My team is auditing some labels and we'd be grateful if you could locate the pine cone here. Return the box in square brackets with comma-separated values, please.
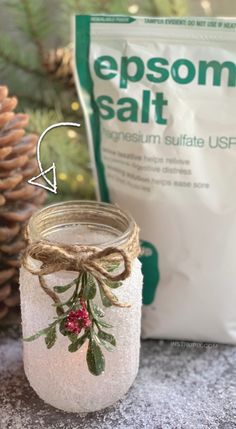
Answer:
[44, 46, 74, 88]
[0, 86, 46, 322]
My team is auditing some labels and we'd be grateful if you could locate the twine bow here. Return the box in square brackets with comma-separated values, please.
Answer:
[22, 240, 134, 309]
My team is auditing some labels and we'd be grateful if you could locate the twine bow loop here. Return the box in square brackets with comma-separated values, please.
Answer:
[23, 240, 132, 282]
[22, 224, 140, 309]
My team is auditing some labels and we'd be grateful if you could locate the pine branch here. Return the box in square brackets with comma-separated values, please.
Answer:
[169, 0, 187, 15]
[142, 0, 159, 16]
[17, 93, 74, 115]
[0, 47, 44, 77]
[153, 0, 187, 16]
[20, 0, 45, 67]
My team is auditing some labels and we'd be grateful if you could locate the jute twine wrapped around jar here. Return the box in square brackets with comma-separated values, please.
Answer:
[22, 223, 140, 309]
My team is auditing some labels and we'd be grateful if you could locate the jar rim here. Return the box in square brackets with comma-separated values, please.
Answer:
[28, 200, 137, 248]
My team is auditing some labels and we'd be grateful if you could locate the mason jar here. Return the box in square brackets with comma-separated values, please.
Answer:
[20, 201, 142, 412]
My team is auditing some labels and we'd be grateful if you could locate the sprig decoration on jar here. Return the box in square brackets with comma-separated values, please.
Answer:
[22, 239, 139, 376]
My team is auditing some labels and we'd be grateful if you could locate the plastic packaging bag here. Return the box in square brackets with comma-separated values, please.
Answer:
[75, 15, 236, 343]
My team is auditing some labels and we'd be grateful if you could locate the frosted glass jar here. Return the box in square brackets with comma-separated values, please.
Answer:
[20, 201, 142, 413]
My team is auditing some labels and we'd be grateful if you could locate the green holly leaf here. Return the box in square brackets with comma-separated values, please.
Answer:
[54, 312, 70, 321]
[97, 320, 113, 329]
[93, 333, 111, 351]
[90, 302, 105, 319]
[99, 285, 113, 307]
[89, 303, 113, 329]
[82, 273, 97, 300]
[68, 333, 78, 343]
[24, 326, 52, 342]
[86, 339, 105, 376]
[94, 331, 116, 352]
[68, 333, 88, 353]
[105, 280, 122, 289]
[53, 280, 76, 294]
[97, 330, 116, 347]
[45, 325, 57, 349]
[59, 319, 68, 336]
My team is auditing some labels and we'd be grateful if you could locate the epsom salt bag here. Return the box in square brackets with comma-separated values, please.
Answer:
[75, 15, 236, 343]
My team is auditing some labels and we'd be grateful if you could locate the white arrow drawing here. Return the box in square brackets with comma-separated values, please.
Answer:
[28, 121, 81, 194]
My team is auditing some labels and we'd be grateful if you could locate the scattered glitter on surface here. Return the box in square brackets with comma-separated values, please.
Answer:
[1, 331, 236, 429]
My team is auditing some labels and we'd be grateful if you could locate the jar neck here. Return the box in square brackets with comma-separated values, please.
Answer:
[27, 201, 136, 248]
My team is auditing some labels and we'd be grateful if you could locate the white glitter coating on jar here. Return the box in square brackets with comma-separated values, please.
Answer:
[20, 219, 143, 412]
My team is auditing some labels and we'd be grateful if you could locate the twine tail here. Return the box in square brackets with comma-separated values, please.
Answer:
[39, 276, 64, 316]
[98, 279, 131, 308]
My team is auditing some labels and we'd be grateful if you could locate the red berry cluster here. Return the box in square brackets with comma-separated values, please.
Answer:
[65, 299, 91, 334]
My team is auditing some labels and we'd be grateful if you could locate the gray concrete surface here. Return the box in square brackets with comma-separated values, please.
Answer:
[0, 329, 236, 429]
